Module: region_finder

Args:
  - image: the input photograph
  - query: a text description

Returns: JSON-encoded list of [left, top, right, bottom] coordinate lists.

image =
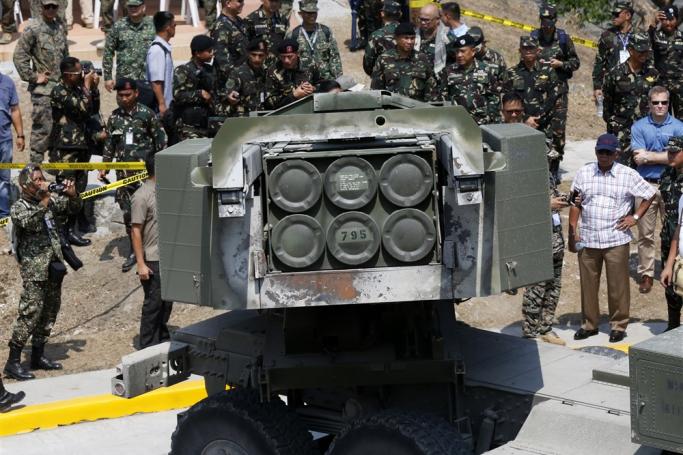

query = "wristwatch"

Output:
[[633, 214, 640, 221]]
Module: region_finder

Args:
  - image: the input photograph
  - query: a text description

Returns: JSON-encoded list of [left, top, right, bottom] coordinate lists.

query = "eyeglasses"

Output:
[[651, 100, 669, 105], [419, 17, 436, 22], [43, 4, 59, 9]]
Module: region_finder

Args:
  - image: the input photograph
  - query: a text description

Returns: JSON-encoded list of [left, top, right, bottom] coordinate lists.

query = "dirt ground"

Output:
[[0, 0, 669, 382]]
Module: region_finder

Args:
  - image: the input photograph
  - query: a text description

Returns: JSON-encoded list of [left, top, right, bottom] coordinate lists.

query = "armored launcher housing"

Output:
[[112, 92, 683, 455]]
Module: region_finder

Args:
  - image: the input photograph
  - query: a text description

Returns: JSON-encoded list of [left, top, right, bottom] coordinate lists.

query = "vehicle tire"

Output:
[[326, 410, 470, 455], [170, 388, 319, 455]]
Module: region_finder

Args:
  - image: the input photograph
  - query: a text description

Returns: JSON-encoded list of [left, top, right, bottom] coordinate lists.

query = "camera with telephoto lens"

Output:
[[47, 175, 67, 194], [81, 60, 103, 76]]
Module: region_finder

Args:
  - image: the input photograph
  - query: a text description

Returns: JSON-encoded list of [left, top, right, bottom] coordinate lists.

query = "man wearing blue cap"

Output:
[[568, 133, 656, 343]]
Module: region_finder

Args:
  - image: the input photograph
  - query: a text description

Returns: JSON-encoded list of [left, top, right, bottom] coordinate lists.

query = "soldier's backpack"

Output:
[[531, 28, 574, 80]]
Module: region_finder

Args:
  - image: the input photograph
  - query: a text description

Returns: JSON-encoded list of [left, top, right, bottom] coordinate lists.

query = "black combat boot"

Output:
[[666, 306, 681, 332], [121, 234, 136, 272], [30, 344, 62, 370], [0, 377, 25, 412], [77, 200, 97, 234], [3, 343, 35, 381], [67, 217, 91, 247]]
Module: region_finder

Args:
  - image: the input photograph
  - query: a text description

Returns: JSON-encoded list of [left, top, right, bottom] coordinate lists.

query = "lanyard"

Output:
[[617, 31, 630, 50], [302, 25, 318, 50]]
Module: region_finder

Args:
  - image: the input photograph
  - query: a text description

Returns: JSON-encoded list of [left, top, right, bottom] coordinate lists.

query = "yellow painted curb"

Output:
[[0, 379, 207, 437]]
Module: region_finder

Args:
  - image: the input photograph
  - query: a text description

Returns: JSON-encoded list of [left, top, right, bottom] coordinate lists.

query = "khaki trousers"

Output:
[[578, 243, 630, 332], [66, 0, 93, 25], [636, 186, 664, 278]]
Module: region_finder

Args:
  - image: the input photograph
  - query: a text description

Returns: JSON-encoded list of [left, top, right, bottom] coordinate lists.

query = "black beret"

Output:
[[190, 35, 215, 53], [114, 77, 137, 91], [246, 38, 267, 52], [394, 22, 416, 37], [277, 38, 299, 54]]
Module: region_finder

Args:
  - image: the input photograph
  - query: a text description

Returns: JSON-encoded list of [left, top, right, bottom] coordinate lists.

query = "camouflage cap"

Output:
[[383, 0, 401, 15], [628, 32, 651, 52], [468, 26, 484, 45], [114, 77, 138, 91], [40, 0, 60, 6], [667, 136, 683, 152], [126, 0, 144, 6], [299, 0, 318, 13], [520, 36, 539, 48], [612, 0, 632, 14], [18, 163, 42, 189]]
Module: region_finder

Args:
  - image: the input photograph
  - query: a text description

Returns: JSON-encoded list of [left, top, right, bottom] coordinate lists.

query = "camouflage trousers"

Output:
[[48, 148, 89, 192], [99, 0, 115, 32], [550, 87, 568, 159], [1, 0, 16, 33], [522, 229, 564, 337], [661, 78, 683, 118], [279, 0, 293, 22], [10, 280, 62, 347], [29, 94, 53, 164], [179, 124, 209, 141], [606, 120, 634, 166], [357, 0, 382, 43]]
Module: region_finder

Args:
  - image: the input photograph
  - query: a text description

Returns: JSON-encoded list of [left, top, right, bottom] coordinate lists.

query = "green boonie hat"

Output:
[[667, 136, 683, 152], [126, 0, 144, 6], [299, 0, 318, 13], [40, 0, 60, 6], [612, 0, 632, 14], [520, 36, 539, 48], [628, 32, 651, 52]]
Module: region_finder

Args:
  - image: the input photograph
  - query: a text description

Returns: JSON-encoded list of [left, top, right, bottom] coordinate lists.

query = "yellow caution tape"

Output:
[[0, 162, 146, 170], [0, 171, 148, 229], [405, 7, 599, 50], [461, 9, 598, 49]]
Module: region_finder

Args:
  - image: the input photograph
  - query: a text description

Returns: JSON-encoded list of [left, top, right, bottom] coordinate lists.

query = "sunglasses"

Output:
[[651, 100, 669, 105], [419, 17, 436, 22], [503, 109, 524, 115], [43, 4, 59, 9], [596, 149, 617, 155]]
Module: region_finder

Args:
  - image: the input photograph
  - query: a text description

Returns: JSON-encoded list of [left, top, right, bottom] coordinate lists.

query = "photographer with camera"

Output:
[[172, 35, 218, 141], [49, 57, 107, 247], [3, 163, 82, 381]]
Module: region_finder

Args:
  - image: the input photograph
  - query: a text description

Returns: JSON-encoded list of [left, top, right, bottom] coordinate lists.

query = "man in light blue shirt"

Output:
[[146, 11, 175, 114], [441, 2, 468, 38], [630, 85, 683, 293], [0, 73, 24, 220]]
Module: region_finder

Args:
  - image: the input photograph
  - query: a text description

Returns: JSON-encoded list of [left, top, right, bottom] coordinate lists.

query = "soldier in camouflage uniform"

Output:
[[440, 33, 501, 125], [211, 0, 251, 87], [468, 26, 507, 83], [371, 23, 439, 103], [4, 164, 81, 381], [602, 33, 659, 159], [265, 38, 321, 109], [173, 36, 218, 140], [532, 4, 581, 176], [0, 0, 17, 44], [356, 0, 382, 50], [362, 0, 401, 76], [50, 57, 105, 247], [289, 0, 342, 81], [593, 1, 637, 105], [102, 0, 156, 92], [651, 5, 683, 117], [221, 38, 268, 116], [505, 37, 563, 169], [100, 78, 166, 272], [660, 137, 683, 331], [246, 0, 288, 71], [13, 0, 69, 164]]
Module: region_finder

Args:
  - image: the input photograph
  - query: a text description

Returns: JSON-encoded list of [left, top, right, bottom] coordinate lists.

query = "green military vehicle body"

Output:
[[111, 92, 683, 455]]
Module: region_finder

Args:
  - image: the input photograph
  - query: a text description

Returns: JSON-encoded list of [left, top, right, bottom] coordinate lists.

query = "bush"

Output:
[[552, 0, 611, 23]]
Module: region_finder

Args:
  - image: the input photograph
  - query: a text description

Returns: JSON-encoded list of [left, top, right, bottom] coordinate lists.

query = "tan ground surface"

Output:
[[0, 0, 669, 381]]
